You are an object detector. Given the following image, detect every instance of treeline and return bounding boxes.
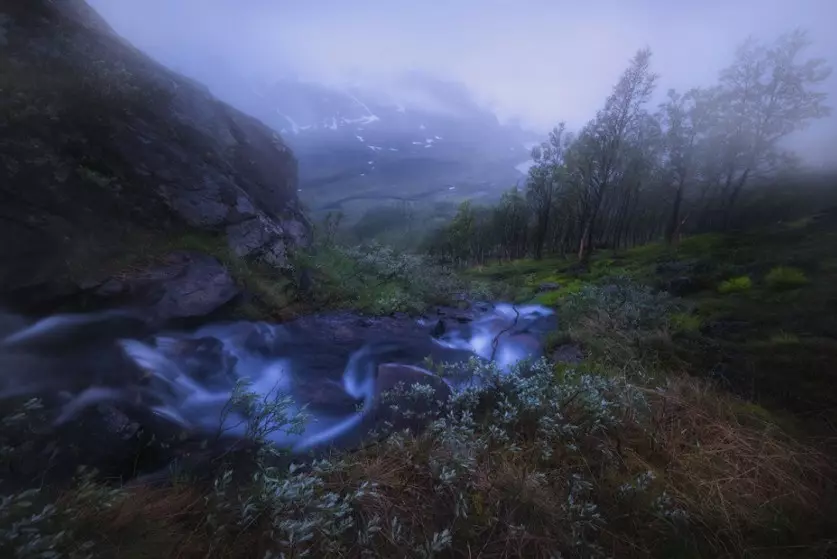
[424,31,835,265]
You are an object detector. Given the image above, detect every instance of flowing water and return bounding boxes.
[0,303,555,454]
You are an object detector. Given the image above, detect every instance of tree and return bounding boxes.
[657,87,714,244]
[711,30,831,227]
[526,123,570,259]
[493,188,529,261]
[575,48,658,260]
[423,29,833,266]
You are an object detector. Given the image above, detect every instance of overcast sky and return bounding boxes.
[89,0,836,167]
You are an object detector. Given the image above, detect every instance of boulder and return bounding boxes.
[431,319,446,338]
[0,0,309,312]
[93,251,240,323]
[294,378,362,415]
[154,335,239,389]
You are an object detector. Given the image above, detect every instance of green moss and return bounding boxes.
[532,279,586,307]
[764,266,808,290]
[717,276,752,294]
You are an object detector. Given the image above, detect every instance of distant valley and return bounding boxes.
[194,72,542,218]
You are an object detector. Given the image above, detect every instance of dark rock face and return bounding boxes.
[92,251,240,323]
[0,0,308,311]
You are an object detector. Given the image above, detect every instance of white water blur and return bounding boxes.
[432,303,554,374]
[0,303,553,452]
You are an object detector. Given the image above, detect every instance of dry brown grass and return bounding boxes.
[635,377,837,557]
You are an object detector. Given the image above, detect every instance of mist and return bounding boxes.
[87,0,836,167]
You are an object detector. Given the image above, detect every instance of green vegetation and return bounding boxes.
[4,253,836,557]
[717,275,753,294]
[292,242,470,315]
[765,266,809,290]
[5,211,837,557]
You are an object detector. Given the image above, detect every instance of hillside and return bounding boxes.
[3,215,837,558]
[0,0,308,312]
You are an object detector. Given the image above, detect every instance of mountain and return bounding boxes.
[0,0,307,310]
[197,72,541,216]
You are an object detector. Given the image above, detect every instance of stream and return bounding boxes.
[0,303,555,455]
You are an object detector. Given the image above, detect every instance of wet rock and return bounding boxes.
[156,336,238,389]
[294,378,360,415]
[95,251,240,323]
[431,319,446,338]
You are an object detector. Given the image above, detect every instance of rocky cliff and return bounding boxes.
[0,0,308,311]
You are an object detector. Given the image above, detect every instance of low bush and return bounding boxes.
[559,277,679,336]
[765,266,809,290]
[717,275,753,294]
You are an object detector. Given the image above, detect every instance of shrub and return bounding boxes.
[717,275,752,294]
[296,242,468,314]
[559,277,679,334]
[765,266,808,290]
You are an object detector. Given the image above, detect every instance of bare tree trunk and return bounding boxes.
[665,178,685,244]
[723,167,750,231]
[579,180,609,261]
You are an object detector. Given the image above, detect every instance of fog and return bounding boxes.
[88,0,837,168]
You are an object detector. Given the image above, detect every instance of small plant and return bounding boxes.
[764,266,808,290]
[717,275,752,294]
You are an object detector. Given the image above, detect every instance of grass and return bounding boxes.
[470,209,837,436]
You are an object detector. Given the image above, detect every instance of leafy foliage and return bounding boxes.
[421,32,833,267]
